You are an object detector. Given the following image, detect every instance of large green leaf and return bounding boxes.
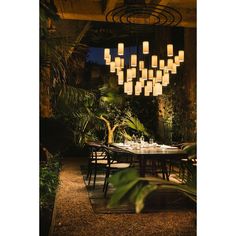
[108,168,197,213]
[109,168,139,188]
[135,184,158,213]
[108,179,140,208]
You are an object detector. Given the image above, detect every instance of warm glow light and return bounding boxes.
[164,66,169,74]
[124,82,128,93]
[115,57,121,68]
[167,59,173,70]
[153,83,162,96]
[146,81,153,92]
[151,55,158,68]
[127,81,133,95]
[148,69,154,79]
[131,54,137,67]
[118,71,124,85]
[156,70,162,82]
[179,50,184,62]
[140,78,146,87]
[110,61,115,73]
[118,43,124,56]
[135,81,142,95]
[139,61,144,71]
[104,48,110,59]
[171,63,177,74]
[143,41,149,54]
[131,68,136,78]
[121,58,125,68]
[105,54,111,65]
[174,56,180,66]
[162,74,169,86]
[159,60,165,69]
[104,40,185,96]
[116,67,121,75]
[144,86,150,96]
[167,44,173,57]
[127,68,132,81]
[142,68,148,79]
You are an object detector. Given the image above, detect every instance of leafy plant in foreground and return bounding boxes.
[40,154,61,209]
[108,168,196,213]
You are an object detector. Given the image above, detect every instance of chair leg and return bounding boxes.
[86,161,91,180]
[88,165,93,185]
[93,164,97,189]
[103,168,110,192]
[104,181,109,198]
[161,160,169,181]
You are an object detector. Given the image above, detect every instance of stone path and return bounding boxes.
[50,158,196,236]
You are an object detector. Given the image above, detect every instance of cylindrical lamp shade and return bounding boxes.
[148,69,154,79]
[139,61,144,71]
[135,89,140,96]
[121,58,125,68]
[167,59,173,70]
[156,70,162,82]
[142,68,148,79]
[167,44,173,57]
[151,55,158,68]
[115,57,121,68]
[162,74,169,86]
[104,48,110,59]
[116,67,121,75]
[131,68,136,78]
[118,71,124,85]
[159,60,165,69]
[140,78,145,87]
[171,63,177,74]
[136,81,142,91]
[146,81,153,92]
[127,68,132,81]
[127,81,133,95]
[143,41,149,54]
[178,50,184,62]
[144,86,150,96]
[131,54,137,67]
[110,61,115,73]
[135,81,142,95]
[118,43,124,56]
[105,54,111,65]
[164,66,169,74]
[174,56,180,66]
[153,83,162,96]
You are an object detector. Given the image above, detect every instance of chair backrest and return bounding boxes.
[86,141,107,160]
[103,146,132,165]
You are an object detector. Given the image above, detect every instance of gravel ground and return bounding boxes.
[51,158,196,236]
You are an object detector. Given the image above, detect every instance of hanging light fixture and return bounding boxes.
[104,41,184,96]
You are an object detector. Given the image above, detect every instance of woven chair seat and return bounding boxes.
[108,163,130,169]
[91,160,108,164]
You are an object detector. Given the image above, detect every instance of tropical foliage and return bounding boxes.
[54,85,100,147]
[40,152,61,209]
[108,168,196,213]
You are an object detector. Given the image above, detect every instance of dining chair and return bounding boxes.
[86,141,110,189]
[103,146,132,197]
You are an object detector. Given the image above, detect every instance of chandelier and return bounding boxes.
[104,41,184,96]
[103,2,184,96]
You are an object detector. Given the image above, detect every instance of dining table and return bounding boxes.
[112,142,187,179]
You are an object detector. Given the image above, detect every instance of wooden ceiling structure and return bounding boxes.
[54,0,196,28]
[52,0,196,48]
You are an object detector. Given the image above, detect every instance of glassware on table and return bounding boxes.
[149,138,154,144]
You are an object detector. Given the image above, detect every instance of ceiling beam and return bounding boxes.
[104,0,119,15]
